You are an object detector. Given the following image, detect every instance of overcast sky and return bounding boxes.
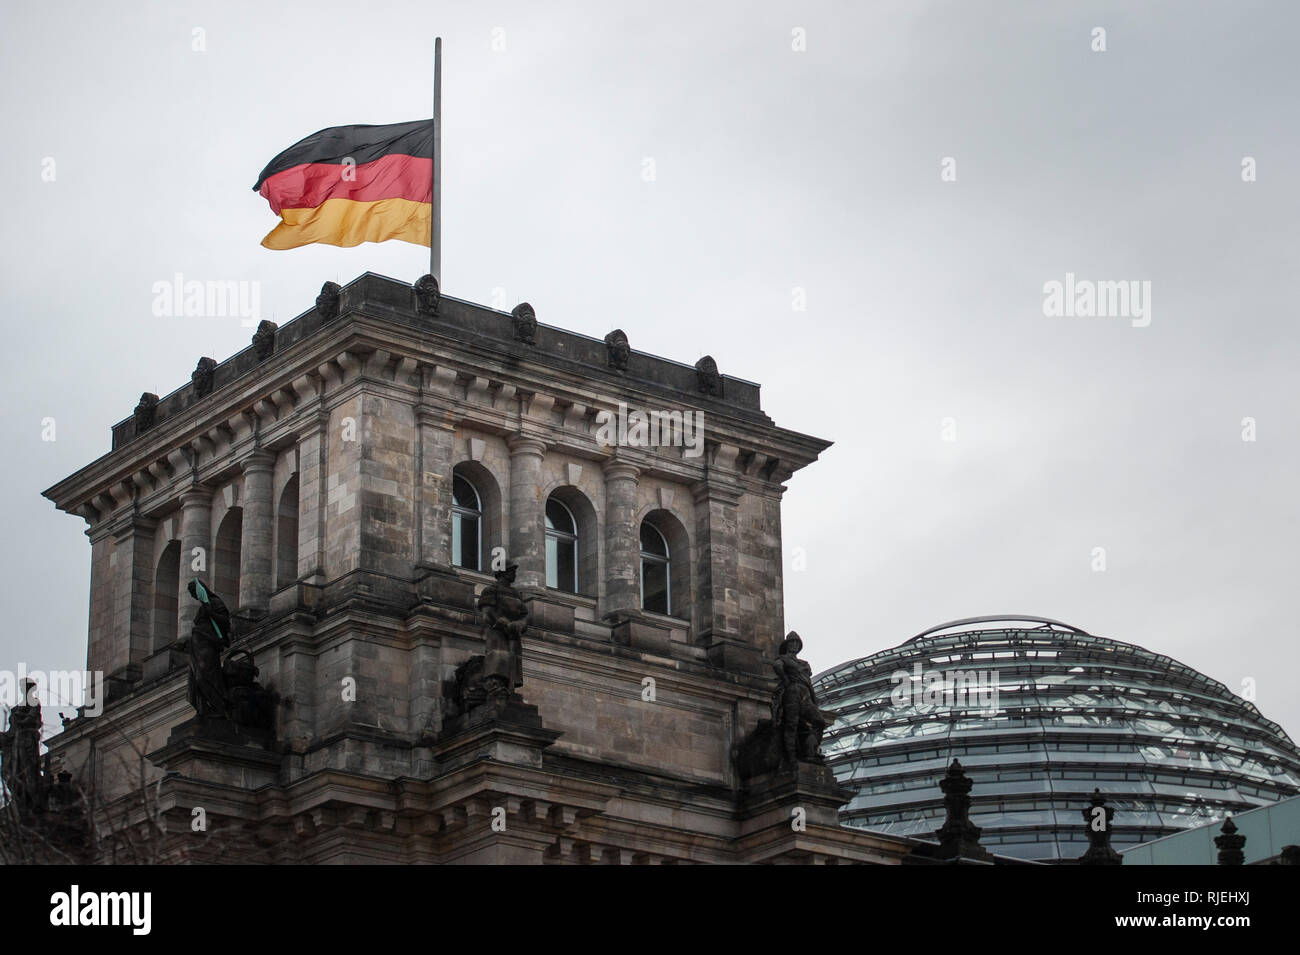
[2,1,1297,741]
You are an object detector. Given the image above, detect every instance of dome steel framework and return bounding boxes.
[815,618,1300,861]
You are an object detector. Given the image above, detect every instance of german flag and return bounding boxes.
[253,120,432,250]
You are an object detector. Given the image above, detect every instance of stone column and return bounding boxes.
[177,487,212,639]
[238,449,276,611]
[602,460,641,616]
[507,435,547,590]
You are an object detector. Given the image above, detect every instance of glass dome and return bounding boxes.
[814,617,1300,861]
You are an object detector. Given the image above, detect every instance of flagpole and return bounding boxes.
[431,36,442,284]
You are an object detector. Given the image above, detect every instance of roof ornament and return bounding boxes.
[511,302,537,345]
[413,274,440,319]
[316,281,341,321]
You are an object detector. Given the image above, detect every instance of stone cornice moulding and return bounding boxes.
[43,320,828,522]
[691,475,743,509]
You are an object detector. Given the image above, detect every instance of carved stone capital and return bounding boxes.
[178,488,213,511]
[238,449,276,475]
[507,435,547,459]
[691,478,742,508]
[415,403,455,430]
[109,511,157,544]
[602,460,640,484]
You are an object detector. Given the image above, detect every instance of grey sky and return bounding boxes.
[3,1,1297,740]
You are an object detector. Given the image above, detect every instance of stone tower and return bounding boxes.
[41,273,910,863]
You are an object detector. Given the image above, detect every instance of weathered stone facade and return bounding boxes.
[40,273,911,864]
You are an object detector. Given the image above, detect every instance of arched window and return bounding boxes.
[640,522,670,615]
[153,540,180,651]
[452,474,482,571]
[545,498,578,593]
[276,475,299,589]
[214,508,243,607]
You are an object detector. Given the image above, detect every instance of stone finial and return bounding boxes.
[932,758,994,862]
[1215,816,1246,866]
[316,281,342,321]
[252,320,277,361]
[604,329,630,371]
[191,357,217,399]
[414,274,440,318]
[133,393,159,435]
[695,355,721,396]
[1078,788,1123,865]
[511,302,537,345]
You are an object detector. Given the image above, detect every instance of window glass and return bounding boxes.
[640,522,670,614]
[545,498,578,592]
[452,474,481,571]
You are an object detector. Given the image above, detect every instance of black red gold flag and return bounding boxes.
[252,120,432,250]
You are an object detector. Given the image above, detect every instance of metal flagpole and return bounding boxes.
[431,36,442,284]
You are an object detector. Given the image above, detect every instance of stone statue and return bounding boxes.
[191,356,217,398]
[511,303,537,345]
[316,281,342,321]
[771,631,827,765]
[414,274,440,318]
[695,356,721,396]
[477,564,529,711]
[252,320,278,361]
[1,679,45,813]
[133,392,159,434]
[183,578,232,719]
[223,650,277,734]
[604,329,630,371]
